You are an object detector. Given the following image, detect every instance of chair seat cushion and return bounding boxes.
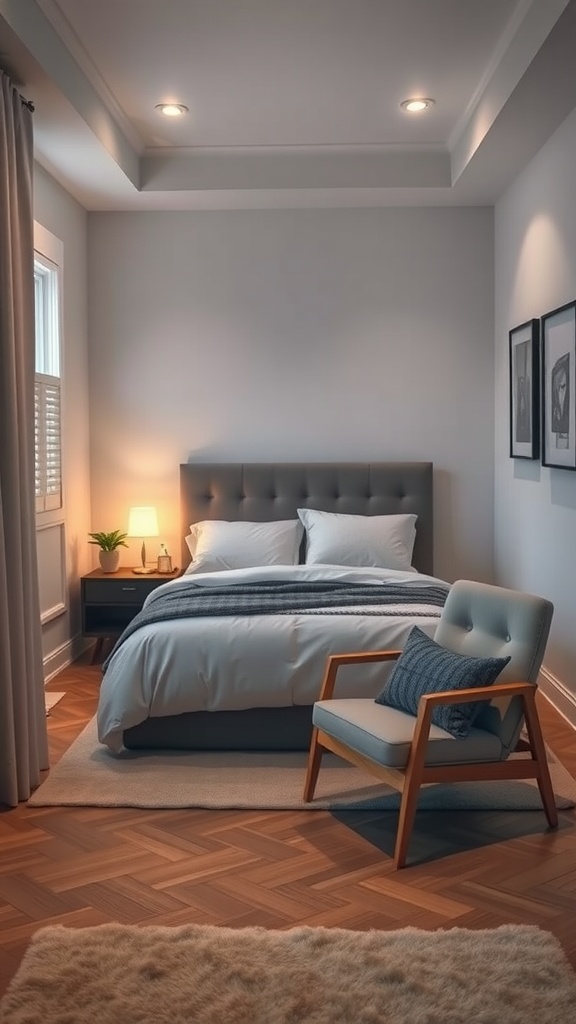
[374,626,511,739]
[313,698,504,769]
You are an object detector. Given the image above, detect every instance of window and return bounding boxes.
[34,229,63,516]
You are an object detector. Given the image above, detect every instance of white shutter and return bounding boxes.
[35,373,62,513]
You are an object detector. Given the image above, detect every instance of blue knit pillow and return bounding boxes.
[374,626,510,739]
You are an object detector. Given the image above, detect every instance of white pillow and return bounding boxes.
[184,519,303,574]
[297,508,417,571]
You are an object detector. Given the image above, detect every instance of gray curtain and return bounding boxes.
[0,70,49,806]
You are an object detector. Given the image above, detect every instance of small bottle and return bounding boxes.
[157,543,172,573]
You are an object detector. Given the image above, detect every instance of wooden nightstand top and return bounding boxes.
[83,566,181,581]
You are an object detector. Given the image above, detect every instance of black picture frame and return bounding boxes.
[541,300,576,470]
[509,319,539,460]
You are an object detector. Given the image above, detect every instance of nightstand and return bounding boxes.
[81,567,180,663]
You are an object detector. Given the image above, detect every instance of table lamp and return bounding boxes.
[127,506,159,574]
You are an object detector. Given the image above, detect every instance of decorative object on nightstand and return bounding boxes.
[127,506,159,574]
[157,543,173,573]
[88,529,129,573]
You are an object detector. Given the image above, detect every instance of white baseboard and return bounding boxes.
[539,665,576,731]
[43,634,92,684]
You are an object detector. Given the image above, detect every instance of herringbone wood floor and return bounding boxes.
[1,652,575,996]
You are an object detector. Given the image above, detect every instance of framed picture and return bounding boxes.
[541,300,576,470]
[509,319,539,459]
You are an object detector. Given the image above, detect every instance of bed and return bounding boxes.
[97,461,448,753]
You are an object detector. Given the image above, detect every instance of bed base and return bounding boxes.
[123,706,314,751]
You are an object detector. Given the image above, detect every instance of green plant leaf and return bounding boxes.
[88,530,129,551]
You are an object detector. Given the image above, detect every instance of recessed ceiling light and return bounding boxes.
[400,98,435,113]
[155,103,189,117]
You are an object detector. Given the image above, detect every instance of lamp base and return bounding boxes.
[132,566,155,575]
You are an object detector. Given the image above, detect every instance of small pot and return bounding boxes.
[99,549,120,573]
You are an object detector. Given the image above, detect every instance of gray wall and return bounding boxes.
[87,206,495,583]
[495,104,576,710]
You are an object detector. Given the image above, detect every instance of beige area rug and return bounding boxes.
[44,691,65,715]
[28,716,576,811]
[2,922,575,1024]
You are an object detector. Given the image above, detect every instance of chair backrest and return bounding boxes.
[434,579,553,754]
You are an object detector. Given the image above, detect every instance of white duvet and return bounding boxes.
[97,564,449,753]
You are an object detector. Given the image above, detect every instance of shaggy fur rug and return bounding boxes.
[1,922,575,1024]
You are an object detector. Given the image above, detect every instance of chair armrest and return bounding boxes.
[418,680,532,708]
[326,650,401,668]
[317,650,401,700]
[408,681,532,759]
[406,680,534,776]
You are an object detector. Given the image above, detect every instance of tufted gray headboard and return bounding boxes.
[180,462,433,575]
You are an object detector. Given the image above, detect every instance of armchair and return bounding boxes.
[303,579,557,868]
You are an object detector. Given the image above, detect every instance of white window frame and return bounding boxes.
[34,223,64,525]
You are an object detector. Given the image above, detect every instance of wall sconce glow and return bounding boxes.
[155,103,189,117]
[400,98,435,113]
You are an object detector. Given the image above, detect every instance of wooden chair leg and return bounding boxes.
[303,727,324,802]
[393,773,422,869]
[523,690,559,828]
[393,699,434,868]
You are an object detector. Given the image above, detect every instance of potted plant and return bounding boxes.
[88,529,128,573]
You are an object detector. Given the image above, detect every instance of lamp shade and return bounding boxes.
[127,506,159,538]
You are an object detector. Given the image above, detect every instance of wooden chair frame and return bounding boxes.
[303,650,558,869]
